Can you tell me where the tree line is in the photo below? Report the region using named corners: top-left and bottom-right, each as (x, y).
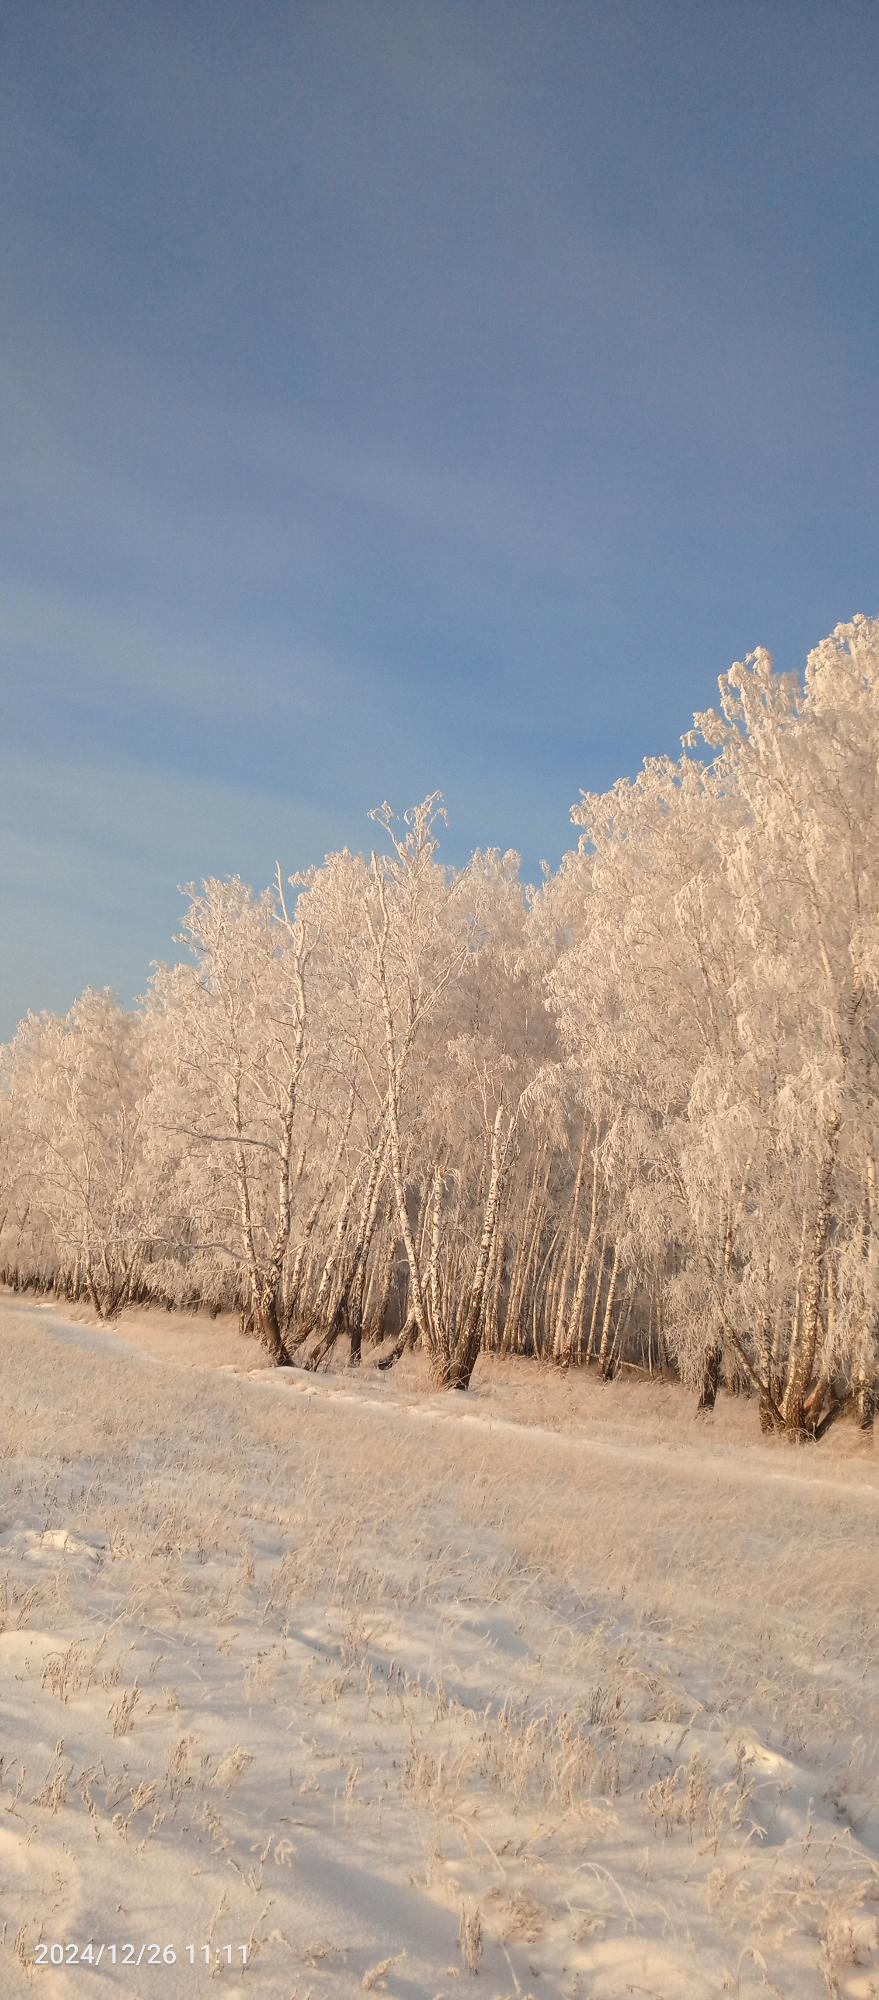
top-left (2, 616), bottom-right (877, 1439)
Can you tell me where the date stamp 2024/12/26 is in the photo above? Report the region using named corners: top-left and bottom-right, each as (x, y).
top-left (34, 1943), bottom-right (249, 1968)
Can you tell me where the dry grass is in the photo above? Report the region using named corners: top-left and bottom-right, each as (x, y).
top-left (0, 1299), bottom-right (877, 1997)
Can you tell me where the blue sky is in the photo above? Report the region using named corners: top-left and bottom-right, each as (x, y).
top-left (2, 0), bottom-right (877, 1036)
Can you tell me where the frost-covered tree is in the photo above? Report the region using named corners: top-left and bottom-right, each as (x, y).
top-left (685, 616), bottom-right (879, 1433)
top-left (1, 992), bottom-right (152, 1316)
top-left (3, 616), bottom-right (877, 1430)
top-left (549, 615), bottom-right (879, 1432)
top-left (144, 875), bottom-right (310, 1362)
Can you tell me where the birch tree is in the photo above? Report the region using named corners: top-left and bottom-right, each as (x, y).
top-left (146, 876), bottom-right (311, 1362)
top-left (4, 614), bottom-right (877, 1435)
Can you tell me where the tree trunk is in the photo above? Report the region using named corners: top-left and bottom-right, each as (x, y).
top-left (254, 1296), bottom-right (292, 1366)
top-left (586, 1230), bottom-right (609, 1363)
top-left (785, 1113), bottom-right (839, 1437)
top-left (552, 1119), bottom-right (589, 1360)
top-left (597, 1242), bottom-right (621, 1378)
top-left (449, 1107), bottom-right (508, 1391)
top-left (856, 1158), bottom-right (877, 1431)
top-left (697, 1342), bottom-right (722, 1412)
top-left (502, 1152), bottom-right (549, 1354)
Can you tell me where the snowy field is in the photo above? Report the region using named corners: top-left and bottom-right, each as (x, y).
top-left (1, 1301), bottom-right (878, 2000)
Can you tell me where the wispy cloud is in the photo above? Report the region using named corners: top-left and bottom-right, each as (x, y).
top-left (1, 0), bottom-right (875, 1036)
top-left (0, 743), bottom-right (343, 1033)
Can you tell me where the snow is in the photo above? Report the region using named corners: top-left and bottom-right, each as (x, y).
top-left (1, 1299), bottom-right (878, 1997)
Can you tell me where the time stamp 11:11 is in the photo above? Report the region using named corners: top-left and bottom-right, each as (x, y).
top-left (36, 1944), bottom-right (248, 1968)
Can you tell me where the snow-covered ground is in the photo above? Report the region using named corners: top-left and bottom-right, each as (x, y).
top-left (1, 1300), bottom-right (878, 1999)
